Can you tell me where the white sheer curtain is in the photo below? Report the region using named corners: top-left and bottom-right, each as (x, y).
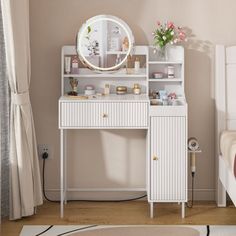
top-left (1, 0), bottom-right (43, 219)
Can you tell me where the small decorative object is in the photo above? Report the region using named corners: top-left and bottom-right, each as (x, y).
top-left (104, 84), bottom-right (110, 95)
top-left (152, 21), bottom-right (187, 60)
top-left (134, 57), bottom-right (140, 74)
top-left (71, 56), bottom-right (79, 74)
top-left (64, 56), bottom-right (71, 74)
top-left (159, 90), bottom-right (167, 99)
top-left (167, 66), bottom-right (175, 78)
top-left (149, 90), bottom-right (159, 99)
top-left (168, 92), bottom-right (177, 100)
top-left (116, 86), bottom-right (127, 95)
top-left (126, 54), bottom-right (133, 74)
top-left (84, 84), bottom-right (95, 96)
top-left (133, 84), bottom-right (141, 95)
top-left (122, 36), bottom-right (129, 51)
top-left (152, 72), bottom-right (164, 79)
top-left (68, 77), bottom-right (78, 96)
top-left (162, 95), bottom-right (168, 105)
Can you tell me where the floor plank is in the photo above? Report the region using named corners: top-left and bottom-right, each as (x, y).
top-left (1, 201), bottom-right (236, 236)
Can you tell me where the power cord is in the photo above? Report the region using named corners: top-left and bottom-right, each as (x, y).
top-left (187, 172), bottom-right (195, 208)
top-left (42, 153), bottom-right (147, 203)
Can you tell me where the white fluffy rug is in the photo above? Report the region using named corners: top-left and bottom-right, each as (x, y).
top-left (20, 225), bottom-right (236, 236)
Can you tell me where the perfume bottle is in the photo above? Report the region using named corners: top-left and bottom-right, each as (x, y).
top-left (133, 84), bottom-right (141, 95)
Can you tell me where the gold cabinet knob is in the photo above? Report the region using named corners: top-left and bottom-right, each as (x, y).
top-left (153, 156), bottom-right (158, 160)
top-left (102, 113), bottom-right (108, 118)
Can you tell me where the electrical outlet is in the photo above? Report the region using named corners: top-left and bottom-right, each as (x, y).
top-left (37, 144), bottom-right (52, 159)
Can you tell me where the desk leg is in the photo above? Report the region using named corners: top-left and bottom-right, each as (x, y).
top-left (60, 129), bottom-right (64, 218)
top-left (64, 130), bottom-right (67, 204)
top-left (150, 202), bottom-right (154, 218)
top-left (181, 202), bottom-right (185, 218)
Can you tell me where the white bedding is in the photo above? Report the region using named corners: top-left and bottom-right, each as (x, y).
top-left (220, 131), bottom-right (236, 177)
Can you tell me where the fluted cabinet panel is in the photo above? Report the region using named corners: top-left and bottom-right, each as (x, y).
top-left (150, 116), bottom-right (187, 201)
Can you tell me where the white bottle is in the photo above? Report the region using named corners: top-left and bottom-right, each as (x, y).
top-left (64, 57), bottom-right (71, 74)
top-left (104, 84), bottom-right (110, 95)
top-left (134, 57), bottom-right (140, 74)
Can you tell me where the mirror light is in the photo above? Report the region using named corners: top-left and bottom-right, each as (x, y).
top-left (77, 15), bottom-right (134, 72)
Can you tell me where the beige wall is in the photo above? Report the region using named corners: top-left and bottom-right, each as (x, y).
top-left (29, 0), bottom-right (236, 200)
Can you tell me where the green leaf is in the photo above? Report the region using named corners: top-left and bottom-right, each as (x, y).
top-left (87, 26), bottom-right (91, 34)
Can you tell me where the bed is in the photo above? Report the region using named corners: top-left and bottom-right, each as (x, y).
top-left (215, 45), bottom-right (236, 207)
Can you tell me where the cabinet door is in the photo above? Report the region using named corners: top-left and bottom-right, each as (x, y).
top-left (150, 116), bottom-right (187, 201)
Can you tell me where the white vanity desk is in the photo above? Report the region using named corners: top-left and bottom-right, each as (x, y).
top-left (59, 45), bottom-right (187, 219)
top-left (59, 13), bottom-right (187, 219)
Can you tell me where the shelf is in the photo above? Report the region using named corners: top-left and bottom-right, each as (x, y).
top-left (60, 94), bottom-right (149, 102)
top-left (64, 73), bottom-right (147, 78)
top-left (63, 68), bottom-right (147, 78)
top-left (148, 61), bottom-right (183, 65)
top-left (149, 78), bottom-right (182, 82)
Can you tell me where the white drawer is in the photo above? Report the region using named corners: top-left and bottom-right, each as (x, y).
top-left (59, 101), bottom-right (148, 128)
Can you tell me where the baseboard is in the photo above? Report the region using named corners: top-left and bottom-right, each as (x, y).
top-left (45, 188), bottom-right (216, 201)
top-left (188, 188), bottom-right (215, 201)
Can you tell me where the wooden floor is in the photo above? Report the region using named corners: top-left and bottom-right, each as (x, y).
top-left (1, 201), bottom-right (236, 236)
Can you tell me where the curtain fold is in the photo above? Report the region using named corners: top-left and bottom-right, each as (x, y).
top-left (0, 1), bottom-right (10, 218)
top-left (1, 0), bottom-right (43, 220)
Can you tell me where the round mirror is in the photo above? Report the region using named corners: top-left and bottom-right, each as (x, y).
top-left (76, 15), bottom-right (134, 72)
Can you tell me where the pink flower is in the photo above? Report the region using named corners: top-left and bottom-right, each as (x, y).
top-left (179, 31), bottom-right (186, 41)
top-left (167, 21), bottom-right (175, 29)
top-left (157, 21), bottom-right (161, 26)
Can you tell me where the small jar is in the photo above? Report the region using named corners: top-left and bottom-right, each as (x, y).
top-left (167, 66), bottom-right (174, 79)
top-left (116, 86), bottom-right (127, 95)
top-left (133, 84), bottom-right (141, 95)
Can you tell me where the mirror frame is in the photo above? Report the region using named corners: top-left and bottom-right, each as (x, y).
top-left (76, 15), bottom-right (134, 72)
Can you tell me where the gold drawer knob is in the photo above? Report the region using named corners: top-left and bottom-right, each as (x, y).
top-left (102, 113), bottom-right (108, 118)
top-left (153, 156), bottom-right (158, 160)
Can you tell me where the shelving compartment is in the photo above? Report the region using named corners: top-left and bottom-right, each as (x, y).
top-left (148, 63), bottom-right (183, 81)
top-left (62, 46), bottom-right (149, 96)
